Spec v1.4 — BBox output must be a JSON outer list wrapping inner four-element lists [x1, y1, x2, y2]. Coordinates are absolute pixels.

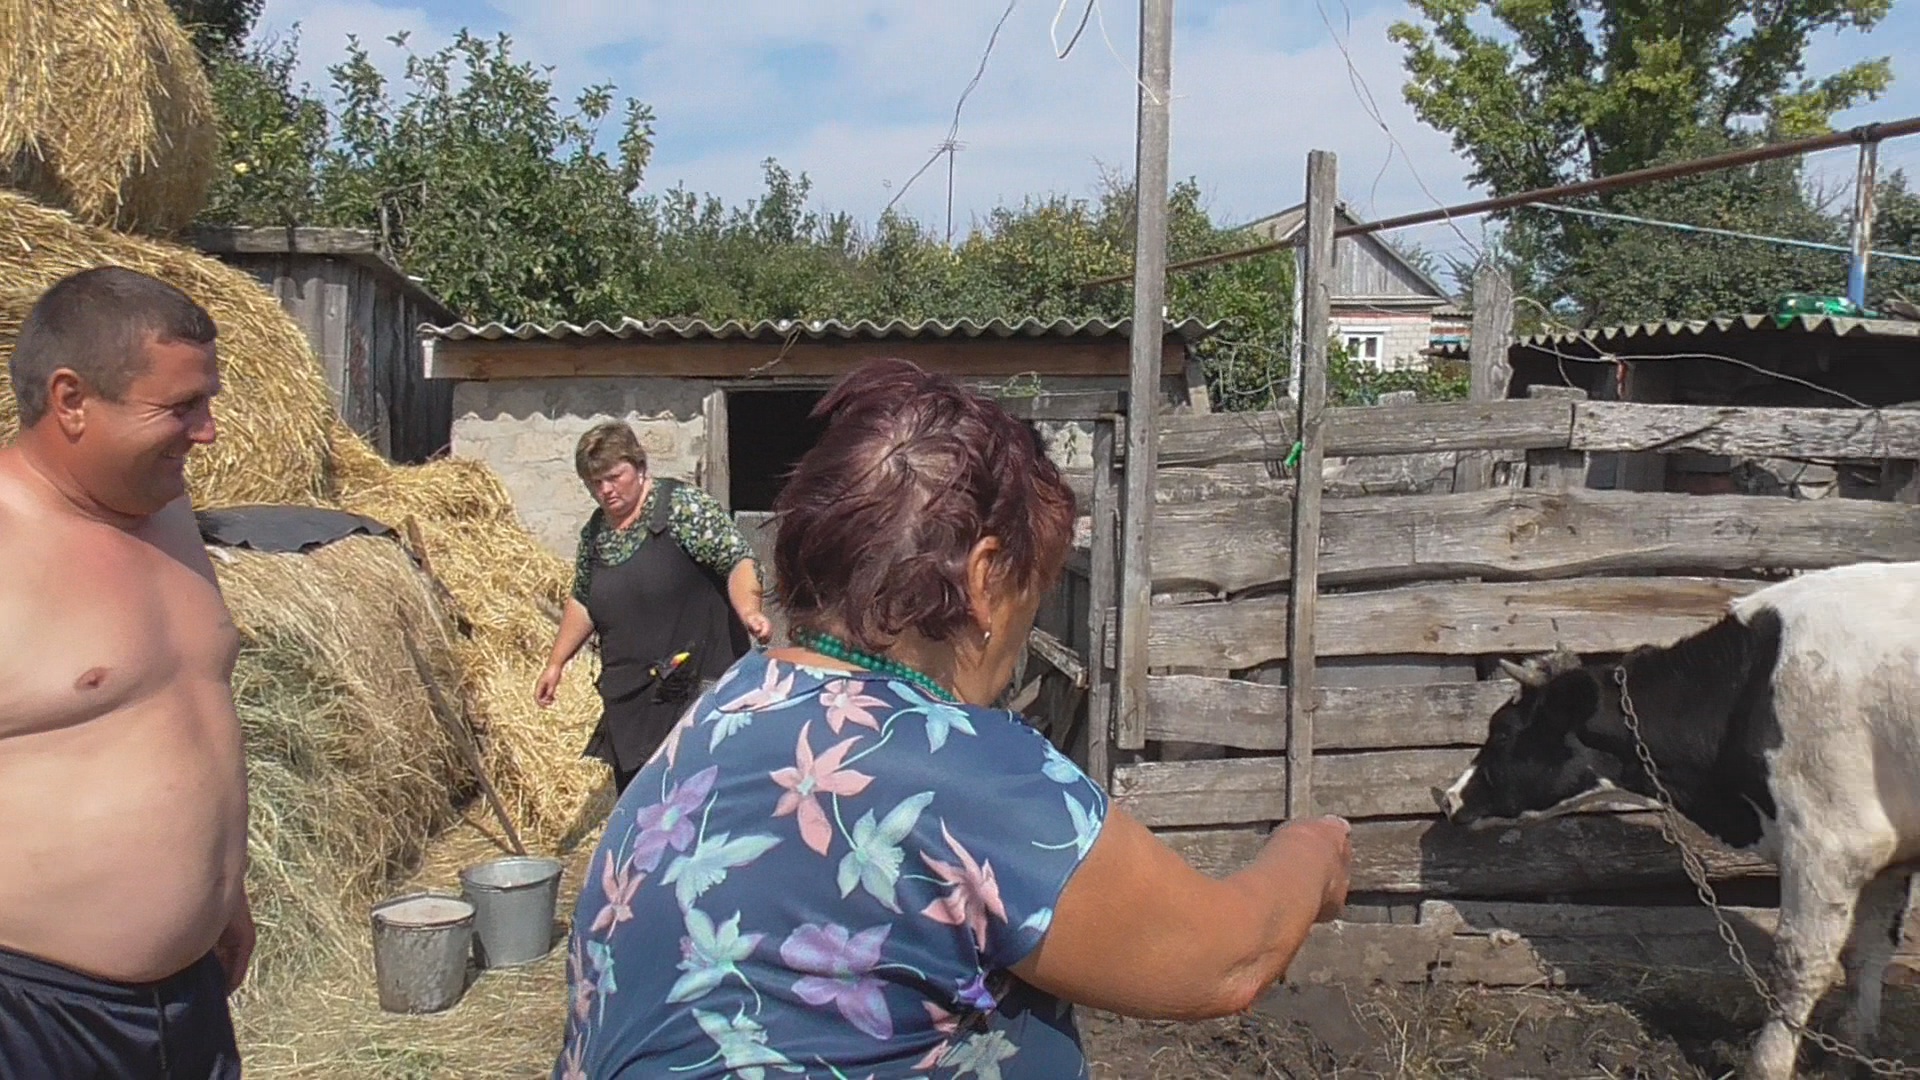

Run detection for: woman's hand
[[1266, 815, 1352, 923], [741, 610, 774, 644], [535, 663, 564, 708]]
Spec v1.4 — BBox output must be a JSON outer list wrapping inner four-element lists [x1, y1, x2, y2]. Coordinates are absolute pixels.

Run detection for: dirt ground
[[234, 807, 1920, 1079]]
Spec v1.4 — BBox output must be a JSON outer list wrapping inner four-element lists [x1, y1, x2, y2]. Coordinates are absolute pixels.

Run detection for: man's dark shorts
[[0, 945, 240, 1079]]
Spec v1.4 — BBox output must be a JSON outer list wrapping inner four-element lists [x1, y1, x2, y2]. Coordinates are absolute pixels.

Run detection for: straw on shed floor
[[213, 534, 474, 1006], [0, 0, 219, 236]]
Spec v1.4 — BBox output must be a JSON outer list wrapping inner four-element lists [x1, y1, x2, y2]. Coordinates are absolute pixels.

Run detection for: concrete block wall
[[452, 377, 712, 558]]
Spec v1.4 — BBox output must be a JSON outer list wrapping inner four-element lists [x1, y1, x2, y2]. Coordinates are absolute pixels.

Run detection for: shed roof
[[416, 314, 1219, 343], [1235, 200, 1455, 305], [1434, 312, 1920, 360], [188, 225, 455, 322]]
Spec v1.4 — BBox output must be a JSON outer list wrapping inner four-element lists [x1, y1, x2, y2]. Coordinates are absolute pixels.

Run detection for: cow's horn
[[1498, 658, 1546, 687]]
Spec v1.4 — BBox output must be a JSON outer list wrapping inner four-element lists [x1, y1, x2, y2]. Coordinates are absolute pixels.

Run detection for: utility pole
[[1848, 138, 1879, 308], [1115, 0, 1173, 757]]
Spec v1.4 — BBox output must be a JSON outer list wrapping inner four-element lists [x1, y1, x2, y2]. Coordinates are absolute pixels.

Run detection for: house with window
[[1237, 200, 1458, 371]]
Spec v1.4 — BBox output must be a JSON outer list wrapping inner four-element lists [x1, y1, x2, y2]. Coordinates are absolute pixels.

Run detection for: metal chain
[[1612, 666, 1920, 1077]]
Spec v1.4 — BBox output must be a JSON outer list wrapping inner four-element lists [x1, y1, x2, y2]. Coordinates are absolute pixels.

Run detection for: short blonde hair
[[574, 421, 647, 481]]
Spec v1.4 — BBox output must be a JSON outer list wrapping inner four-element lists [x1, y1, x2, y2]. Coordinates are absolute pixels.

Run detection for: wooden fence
[[1013, 387, 1920, 987]]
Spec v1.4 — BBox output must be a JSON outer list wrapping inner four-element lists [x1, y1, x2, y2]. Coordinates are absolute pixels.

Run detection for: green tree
[[166, 0, 265, 59], [1390, 0, 1894, 324]]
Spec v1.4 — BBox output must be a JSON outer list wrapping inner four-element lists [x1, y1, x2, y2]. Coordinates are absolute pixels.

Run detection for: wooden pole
[[1086, 418, 1121, 785], [1453, 265, 1516, 492], [1115, 0, 1174, 754], [1848, 138, 1879, 308], [1285, 150, 1337, 820]]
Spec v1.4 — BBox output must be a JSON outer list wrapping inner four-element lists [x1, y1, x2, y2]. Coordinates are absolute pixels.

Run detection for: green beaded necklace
[[793, 630, 960, 704]]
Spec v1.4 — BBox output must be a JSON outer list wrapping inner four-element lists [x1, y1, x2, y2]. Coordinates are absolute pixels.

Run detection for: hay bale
[[0, 189, 336, 506], [215, 534, 471, 1001], [0, 0, 220, 236]]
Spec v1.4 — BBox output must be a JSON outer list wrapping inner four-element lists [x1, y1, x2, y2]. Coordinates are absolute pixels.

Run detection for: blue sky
[[256, 0, 1920, 286]]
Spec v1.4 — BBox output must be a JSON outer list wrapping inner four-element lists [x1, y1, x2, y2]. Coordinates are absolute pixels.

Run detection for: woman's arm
[[667, 484, 772, 642], [1010, 806, 1350, 1020], [536, 598, 596, 707]]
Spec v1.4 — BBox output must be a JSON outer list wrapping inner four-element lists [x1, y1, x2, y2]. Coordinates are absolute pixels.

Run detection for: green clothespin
[[1283, 440, 1304, 470]]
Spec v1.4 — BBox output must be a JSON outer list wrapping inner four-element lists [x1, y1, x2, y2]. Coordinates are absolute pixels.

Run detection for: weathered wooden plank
[[994, 390, 1124, 423], [1453, 268, 1516, 494], [1571, 401, 1920, 460], [1154, 399, 1573, 467], [1285, 151, 1338, 819], [1112, 749, 1478, 826], [1026, 627, 1087, 689], [1084, 420, 1120, 786], [1523, 385, 1590, 491], [1144, 675, 1511, 751], [1148, 488, 1920, 596], [1146, 576, 1762, 670], [1154, 813, 1776, 895]]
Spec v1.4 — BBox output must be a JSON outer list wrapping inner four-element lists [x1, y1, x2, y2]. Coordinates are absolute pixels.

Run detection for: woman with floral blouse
[[536, 421, 774, 794], [554, 359, 1353, 1079]]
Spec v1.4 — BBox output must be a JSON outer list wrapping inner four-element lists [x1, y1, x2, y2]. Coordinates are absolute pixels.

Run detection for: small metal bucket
[[460, 856, 565, 968], [370, 892, 474, 1014]]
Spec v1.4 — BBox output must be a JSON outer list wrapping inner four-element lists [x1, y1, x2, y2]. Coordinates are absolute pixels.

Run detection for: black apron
[[581, 478, 751, 776]]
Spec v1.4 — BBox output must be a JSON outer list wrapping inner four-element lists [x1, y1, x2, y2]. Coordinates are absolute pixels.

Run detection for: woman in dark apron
[[536, 422, 774, 793]]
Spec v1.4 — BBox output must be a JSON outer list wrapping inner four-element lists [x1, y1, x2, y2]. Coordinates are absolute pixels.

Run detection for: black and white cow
[[1435, 560, 1920, 1080]]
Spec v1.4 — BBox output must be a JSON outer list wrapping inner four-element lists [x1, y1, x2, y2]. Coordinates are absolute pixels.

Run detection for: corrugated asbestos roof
[[1434, 312, 1920, 359], [418, 315, 1221, 343], [1514, 312, 1919, 348]]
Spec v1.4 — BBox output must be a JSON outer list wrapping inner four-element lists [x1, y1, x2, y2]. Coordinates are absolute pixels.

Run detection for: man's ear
[[45, 369, 90, 438]]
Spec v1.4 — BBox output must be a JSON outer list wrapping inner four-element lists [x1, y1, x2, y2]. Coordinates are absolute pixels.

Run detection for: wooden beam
[[1084, 419, 1122, 786], [994, 390, 1126, 423], [1146, 576, 1763, 669], [1114, 750, 1480, 825], [1144, 674, 1513, 752], [1522, 384, 1590, 490], [1286, 149, 1338, 819], [425, 336, 1183, 381], [1153, 399, 1574, 467], [1571, 401, 1920, 460], [1452, 266, 1516, 493], [1156, 812, 1775, 895], [1146, 488, 1920, 596], [1026, 627, 1089, 689]]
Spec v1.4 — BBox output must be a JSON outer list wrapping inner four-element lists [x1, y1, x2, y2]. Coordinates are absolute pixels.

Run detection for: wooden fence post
[[1524, 384, 1590, 490], [1286, 150, 1337, 820], [1086, 416, 1122, 786], [1453, 266, 1516, 492]]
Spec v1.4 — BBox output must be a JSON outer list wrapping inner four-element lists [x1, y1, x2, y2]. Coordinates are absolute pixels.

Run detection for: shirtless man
[[0, 267, 252, 1078]]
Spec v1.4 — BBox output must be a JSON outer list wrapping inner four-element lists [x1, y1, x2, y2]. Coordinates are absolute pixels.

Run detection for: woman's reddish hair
[[772, 358, 1078, 652]]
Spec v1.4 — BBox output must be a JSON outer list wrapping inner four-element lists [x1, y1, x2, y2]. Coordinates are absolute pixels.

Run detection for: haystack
[[0, 190, 334, 506], [214, 534, 471, 1001], [0, 0, 220, 236]]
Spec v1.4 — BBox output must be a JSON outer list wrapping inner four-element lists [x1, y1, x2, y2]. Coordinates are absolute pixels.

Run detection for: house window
[[1342, 331, 1384, 364]]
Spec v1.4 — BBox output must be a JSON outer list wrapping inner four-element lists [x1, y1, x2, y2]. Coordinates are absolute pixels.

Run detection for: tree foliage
[[1390, 0, 1899, 324]]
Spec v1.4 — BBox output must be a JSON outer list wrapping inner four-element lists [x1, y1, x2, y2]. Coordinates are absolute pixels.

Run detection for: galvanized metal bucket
[[459, 855, 565, 968], [370, 892, 474, 1014]]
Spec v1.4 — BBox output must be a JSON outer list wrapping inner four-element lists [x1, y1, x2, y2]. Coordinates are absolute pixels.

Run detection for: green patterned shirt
[[570, 481, 762, 606]]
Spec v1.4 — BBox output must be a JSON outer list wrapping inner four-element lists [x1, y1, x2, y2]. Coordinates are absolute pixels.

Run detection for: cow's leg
[[1838, 869, 1913, 1058], [1748, 855, 1870, 1080]]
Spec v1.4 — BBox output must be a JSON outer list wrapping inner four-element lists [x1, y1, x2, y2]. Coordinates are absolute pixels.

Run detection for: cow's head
[[1434, 649, 1640, 829]]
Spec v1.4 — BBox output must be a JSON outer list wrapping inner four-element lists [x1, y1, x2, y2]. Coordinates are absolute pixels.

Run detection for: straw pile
[[0, 0, 220, 236], [0, 190, 335, 506], [214, 535, 472, 1001]]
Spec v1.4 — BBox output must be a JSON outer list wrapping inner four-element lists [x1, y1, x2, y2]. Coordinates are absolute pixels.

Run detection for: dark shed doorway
[[725, 388, 828, 513]]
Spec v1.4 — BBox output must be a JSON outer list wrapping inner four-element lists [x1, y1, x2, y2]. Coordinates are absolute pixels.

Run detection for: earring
[[984, 630, 993, 645]]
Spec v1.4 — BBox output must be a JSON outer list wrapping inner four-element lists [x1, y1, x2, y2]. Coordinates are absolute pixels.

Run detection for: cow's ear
[[1539, 669, 1600, 727]]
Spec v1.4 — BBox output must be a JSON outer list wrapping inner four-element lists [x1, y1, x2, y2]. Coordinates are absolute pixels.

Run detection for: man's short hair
[[9, 266, 218, 426]]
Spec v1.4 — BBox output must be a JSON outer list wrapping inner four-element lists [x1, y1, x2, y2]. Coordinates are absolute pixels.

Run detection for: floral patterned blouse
[[571, 480, 761, 606], [554, 648, 1111, 1080]]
